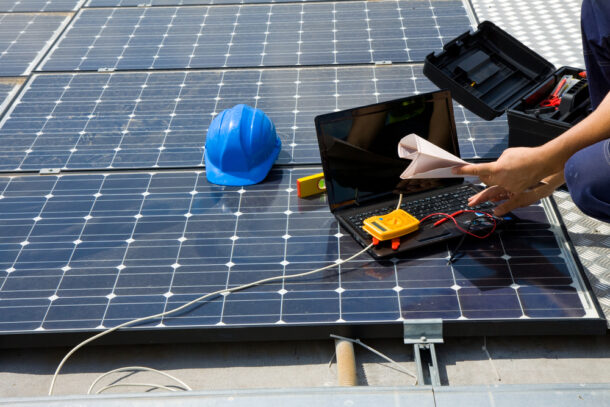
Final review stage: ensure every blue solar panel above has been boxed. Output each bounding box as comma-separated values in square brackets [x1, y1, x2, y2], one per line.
[0, 66, 504, 172]
[39, 1, 472, 71]
[0, 169, 602, 342]
[0, 0, 84, 12]
[0, 13, 71, 77]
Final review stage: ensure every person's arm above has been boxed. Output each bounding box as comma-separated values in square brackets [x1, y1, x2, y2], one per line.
[453, 91, 610, 194]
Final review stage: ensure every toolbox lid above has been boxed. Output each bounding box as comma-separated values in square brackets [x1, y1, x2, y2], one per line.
[423, 21, 556, 120]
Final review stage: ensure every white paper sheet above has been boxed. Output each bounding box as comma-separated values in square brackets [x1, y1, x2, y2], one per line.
[398, 133, 468, 179]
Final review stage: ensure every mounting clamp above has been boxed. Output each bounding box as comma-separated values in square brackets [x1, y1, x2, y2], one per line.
[404, 319, 443, 386]
[39, 168, 61, 175]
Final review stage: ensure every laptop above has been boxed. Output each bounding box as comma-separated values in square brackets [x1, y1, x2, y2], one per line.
[314, 90, 501, 259]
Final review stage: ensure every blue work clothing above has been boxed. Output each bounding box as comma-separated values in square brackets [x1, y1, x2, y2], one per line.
[581, 0, 610, 110]
[563, 0, 610, 223]
[564, 139, 610, 223]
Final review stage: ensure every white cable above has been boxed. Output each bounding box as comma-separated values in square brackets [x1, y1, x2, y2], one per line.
[49, 244, 373, 396]
[482, 336, 501, 382]
[88, 366, 192, 395]
[396, 193, 403, 210]
[330, 334, 417, 381]
[94, 383, 179, 394]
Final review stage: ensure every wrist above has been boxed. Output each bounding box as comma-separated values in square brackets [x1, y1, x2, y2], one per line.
[536, 141, 570, 175]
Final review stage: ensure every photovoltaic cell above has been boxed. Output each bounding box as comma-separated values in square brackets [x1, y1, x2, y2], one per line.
[0, 0, 84, 12]
[40, 1, 471, 71]
[0, 66, 505, 172]
[0, 13, 71, 77]
[0, 169, 600, 341]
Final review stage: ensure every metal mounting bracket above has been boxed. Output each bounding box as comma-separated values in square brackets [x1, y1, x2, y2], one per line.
[39, 168, 61, 175]
[404, 319, 443, 386]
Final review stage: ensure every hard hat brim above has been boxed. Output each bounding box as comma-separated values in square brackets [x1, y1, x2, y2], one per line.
[204, 138, 281, 186]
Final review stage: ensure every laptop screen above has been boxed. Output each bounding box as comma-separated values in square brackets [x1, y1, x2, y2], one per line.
[315, 90, 462, 211]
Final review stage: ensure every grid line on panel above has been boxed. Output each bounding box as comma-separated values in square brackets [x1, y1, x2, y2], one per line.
[219, 187, 243, 325]
[277, 170, 293, 324]
[158, 171, 201, 327]
[294, 4, 304, 66]
[38, 175, 108, 329]
[108, 72, 152, 168]
[496, 230, 526, 317]
[1, 176, 62, 292]
[446, 246, 464, 319]
[394, 0, 411, 62]
[99, 173, 153, 329]
[62, 73, 115, 168]
[74, 7, 118, 72]
[288, 68, 300, 159]
[223, 4, 241, 68]
[154, 71, 189, 168]
[16, 74, 77, 170]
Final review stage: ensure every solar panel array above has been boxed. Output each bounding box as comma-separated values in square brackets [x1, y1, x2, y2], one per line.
[0, 0, 603, 345]
[0, 13, 70, 76]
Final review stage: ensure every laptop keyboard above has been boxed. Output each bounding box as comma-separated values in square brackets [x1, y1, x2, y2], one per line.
[347, 185, 494, 229]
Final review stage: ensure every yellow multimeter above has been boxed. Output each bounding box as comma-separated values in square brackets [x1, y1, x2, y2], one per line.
[362, 209, 420, 249]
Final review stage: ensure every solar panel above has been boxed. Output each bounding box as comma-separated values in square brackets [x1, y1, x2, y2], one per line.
[85, 0, 468, 6]
[39, 1, 472, 72]
[0, 169, 603, 344]
[86, 0, 364, 6]
[0, 65, 505, 172]
[0, 0, 84, 12]
[0, 13, 71, 77]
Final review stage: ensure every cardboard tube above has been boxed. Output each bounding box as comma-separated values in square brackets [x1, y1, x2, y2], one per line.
[335, 339, 357, 386]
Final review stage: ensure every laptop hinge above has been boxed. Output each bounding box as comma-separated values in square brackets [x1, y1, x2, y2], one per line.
[404, 319, 443, 386]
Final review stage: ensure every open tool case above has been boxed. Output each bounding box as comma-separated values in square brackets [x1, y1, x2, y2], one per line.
[423, 21, 591, 147]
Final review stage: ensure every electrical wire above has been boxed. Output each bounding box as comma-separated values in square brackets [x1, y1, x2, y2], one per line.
[330, 334, 417, 382]
[49, 243, 374, 396]
[396, 193, 403, 210]
[94, 383, 179, 394]
[88, 366, 193, 395]
[419, 210, 497, 239]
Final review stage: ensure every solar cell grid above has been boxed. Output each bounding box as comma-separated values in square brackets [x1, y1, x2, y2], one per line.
[0, 169, 599, 340]
[40, 1, 472, 72]
[0, 66, 506, 172]
[0, 0, 84, 12]
[0, 13, 71, 77]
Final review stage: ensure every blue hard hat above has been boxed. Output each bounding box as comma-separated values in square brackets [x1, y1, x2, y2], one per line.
[205, 104, 281, 186]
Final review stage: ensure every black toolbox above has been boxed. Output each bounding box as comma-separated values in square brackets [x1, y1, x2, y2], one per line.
[423, 21, 590, 148]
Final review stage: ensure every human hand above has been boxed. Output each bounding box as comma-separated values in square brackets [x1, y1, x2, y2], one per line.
[453, 146, 555, 194]
[467, 172, 565, 216]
